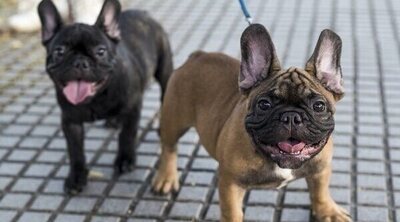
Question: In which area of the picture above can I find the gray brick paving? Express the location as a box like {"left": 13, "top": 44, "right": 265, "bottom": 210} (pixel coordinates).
{"left": 0, "top": 0, "right": 399, "bottom": 221}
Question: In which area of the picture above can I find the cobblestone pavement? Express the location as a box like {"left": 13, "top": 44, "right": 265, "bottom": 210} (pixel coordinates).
{"left": 0, "top": 0, "right": 400, "bottom": 221}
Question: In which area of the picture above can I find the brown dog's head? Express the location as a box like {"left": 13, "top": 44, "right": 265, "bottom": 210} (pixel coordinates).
{"left": 241, "top": 24, "right": 343, "bottom": 169}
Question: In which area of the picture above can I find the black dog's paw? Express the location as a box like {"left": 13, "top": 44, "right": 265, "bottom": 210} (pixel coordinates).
{"left": 104, "top": 118, "right": 120, "bottom": 129}
{"left": 114, "top": 155, "right": 136, "bottom": 175}
{"left": 64, "top": 171, "right": 88, "bottom": 195}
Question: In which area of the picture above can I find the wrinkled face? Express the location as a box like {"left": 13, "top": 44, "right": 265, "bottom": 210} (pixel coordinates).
{"left": 245, "top": 68, "right": 335, "bottom": 169}
{"left": 45, "top": 25, "right": 117, "bottom": 105}
{"left": 238, "top": 24, "right": 343, "bottom": 169}
{"left": 38, "top": 0, "right": 121, "bottom": 105}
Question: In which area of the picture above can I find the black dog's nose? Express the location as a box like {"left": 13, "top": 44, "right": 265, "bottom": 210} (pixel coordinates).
{"left": 73, "top": 59, "right": 89, "bottom": 70}
{"left": 280, "top": 112, "right": 303, "bottom": 126}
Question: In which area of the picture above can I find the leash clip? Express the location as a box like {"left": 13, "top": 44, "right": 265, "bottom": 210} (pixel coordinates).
{"left": 238, "top": 0, "right": 253, "bottom": 25}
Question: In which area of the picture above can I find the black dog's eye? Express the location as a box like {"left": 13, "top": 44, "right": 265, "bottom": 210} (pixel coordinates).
{"left": 96, "top": 47, "right": 107, "bottom": 57}
{"left": 313, "top": 101, "right": 326, "bottom": 112}
{"left": 53, "top": 46, "right": 65, "bottom": 57}
{"left": 258, "top": 99, "right": 272, "bottom": 111}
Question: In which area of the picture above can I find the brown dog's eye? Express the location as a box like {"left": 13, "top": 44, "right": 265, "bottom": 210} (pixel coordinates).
{"left": 313, "top": 101, "right": 326, "bottom": 112}
{"left": 258, "top": 99, "right": 272, "bottom": 111}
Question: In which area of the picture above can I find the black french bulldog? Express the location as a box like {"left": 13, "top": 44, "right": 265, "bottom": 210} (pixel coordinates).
{"left": 38, "top": 0, "right": 173, "bottom": 194}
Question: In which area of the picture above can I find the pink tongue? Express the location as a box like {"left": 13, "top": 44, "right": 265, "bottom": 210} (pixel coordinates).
{"left": 62, "top": 81, "right": 94, "bottom": 105}
{"left": 277, "top": 140, "right": 306, "bottom": 153}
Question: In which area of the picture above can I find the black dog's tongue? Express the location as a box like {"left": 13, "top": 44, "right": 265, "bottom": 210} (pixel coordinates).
{"left": 277, "top": 139, "right": 305, "bottom": 153}
{"left": 63, "top": 81, "right": 95, "bottom": 105}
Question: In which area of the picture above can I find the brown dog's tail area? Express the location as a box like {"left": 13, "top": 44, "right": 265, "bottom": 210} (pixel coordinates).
{"left": 154, "top": 31, "right": 174, "bottom": 102}
{"left": 188, "top": 50, "right": 207, "bottom": 60}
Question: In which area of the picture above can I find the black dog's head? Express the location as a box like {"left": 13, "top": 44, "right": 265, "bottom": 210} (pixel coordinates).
{"left": 38, "top": 0, "right": 122, "bottom": 105}
{"left": 239, "top": 24, "right": 344, "bottom": 169}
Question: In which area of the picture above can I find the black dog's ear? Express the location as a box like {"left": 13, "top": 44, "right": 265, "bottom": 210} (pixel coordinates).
{"left": 306, "top": 29, "right": 344, "bottom": 97}
{"left": 38, "top": 0, "right": 63, "bottom": 45}
{"left": 239, "top": 23, "right": 281, "bottom": 92}
{"left": 95, "top": 0, "right": 121, "bottom": 41}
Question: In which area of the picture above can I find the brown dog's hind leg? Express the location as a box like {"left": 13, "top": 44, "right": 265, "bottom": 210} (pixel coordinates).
{"left": 306, "top": 167, "right": 352, "bottom": 222}
{"left": 152, "top": 124, "right": 189, "bottom": 194}
{"left": 152, "top": 72, "right": 193, "bottom": 194}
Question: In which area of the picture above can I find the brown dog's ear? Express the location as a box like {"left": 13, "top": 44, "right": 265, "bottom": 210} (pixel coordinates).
{"left": 239, "top": 23, "right": 281, "bottom": 92}
{"left": 306, "top": 29, "right": 344, "bottom": 97}
{"left": 38, "top": 0, "right": 63, "bottom": 45}
{"left": 95, "top": 0, "right": 121, "bottom": 41}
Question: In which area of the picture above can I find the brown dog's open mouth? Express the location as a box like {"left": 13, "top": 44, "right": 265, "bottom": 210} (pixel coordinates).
{"left": 61, "top": 77, "right": 108, "bottom": 105}
{"left": 254, "top": 137, "right": 328, "bottom": 169}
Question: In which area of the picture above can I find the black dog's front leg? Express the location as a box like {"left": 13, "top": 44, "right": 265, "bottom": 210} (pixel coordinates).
{"left": 114, "top": 104, "right": 141, "bottom": 174}
{"left": 62, "top": 117, "right": 88, "bottom": 194}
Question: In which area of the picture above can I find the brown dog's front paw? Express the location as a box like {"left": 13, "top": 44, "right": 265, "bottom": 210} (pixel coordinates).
{"left": 151, "top": 168, "right": 179, "bottom": 194}
{"left": 313, "top": 202, "right": 352, "bottom": 222}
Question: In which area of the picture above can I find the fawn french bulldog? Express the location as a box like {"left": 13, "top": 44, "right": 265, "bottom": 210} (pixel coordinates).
{"left": 153, "top": 24, "right": 350, "bottom": 221}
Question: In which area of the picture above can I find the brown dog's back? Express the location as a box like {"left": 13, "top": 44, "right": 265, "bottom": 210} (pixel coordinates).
{"left": 160, "top": 51, "right": 242, "bottom": 158}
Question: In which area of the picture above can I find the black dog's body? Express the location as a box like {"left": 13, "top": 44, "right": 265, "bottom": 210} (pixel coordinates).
{"left": 39, "top": 0, "right": 172, "bottom": 193}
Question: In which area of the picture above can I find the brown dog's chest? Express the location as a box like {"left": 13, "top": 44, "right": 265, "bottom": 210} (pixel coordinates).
{"left": 238, "top": 165, "right": 302, "bottom": 189}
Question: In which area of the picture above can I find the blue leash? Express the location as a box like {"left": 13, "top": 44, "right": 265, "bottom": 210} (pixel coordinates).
{"left": 238, "top": 0, "right": 253, "bottom": 25}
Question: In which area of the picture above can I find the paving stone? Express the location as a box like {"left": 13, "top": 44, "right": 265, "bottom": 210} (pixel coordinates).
{"left": 98, "top": 198, "right": 132, "bottom": 214}
{"left": 281, "top": 208, "right": 310, "bottom": 222}
{"left": 3, "top": 125, "right": 32, "bottom": 135}
{"left": 91, "top": 216, "right": 120, "bottom": 222}
{"left": 64, "top": 197, "right": 98, "bottom": 212}
{"left": 43, "top": 179, "right": 64, "bottom": 194}
{"left": 15, "top": 114, "right": 41, "bottom": 124}
{"left": 330, "top": 172, "right": 351, "bottom": 187}
{"left": 127, "top": 219, "right": 157, "bottom": 222}
{"left": 169, "top": 202, "right": 203, "bottom": 219}
{"left": 119, "top": 168, "right": 151, "bottom": 182}
{"left": 0, "top": 193, "right": 32, "bottom": 209}
{"left": 30, "top": 195, "right": 64, "bottom": 210}
{"left": 12, "top": 178, "right": 43, "bottom": 192}
{"left": 36, "top": 150, "right": 65, "bottom": 162}
{"left": 19, "top": 137, "right": 48, "bottom": 149}
{"left": 177, "top": 186, "right": 209, "bottom": 202}
{"left": 331, "top": 187, "right": 351, "bottom": 204}
{"left": 110, "top": 182, "right": 141, "bottom": 198}
{"left": 80, "top": 181, "right": 108, "bottom": 196}
{"left": 0, "top": 162, "right": 25, "bottom": 176}
{"left": 133, "top": 200, "right": 167, "bottom": 217}
{"left": 17, "top": 212, "right": 51, "bottom": 222}
{"left": 184, "top": 171, "right": 215, "bottom": 186}
{"left": 284, "top": 192, "right": 310, "bottom": 206}
{"left": 244, "top": 206, "right": 274, "bottom": 221}
{"left": 0, "top": 177, "right": 13, "bottom": 190}
{"left": 248, "top": 190, "right": 279, "bottom": 204}
{"left": 24, "top": 163, "right": 55, "bottom": 177}
{"left": 357, "top": 148, "right": 385, "bottom": 160}
{"left": 358, "top": 175, "right": 386, "bottom": 190}
{"left": 7, "top": 149, "right": 37, "bottom": 161}
{"left": 357, "top": 160, "right": 386, "bottom": 174}
{"left": 205, "top": 204, "right": 220, "bottom": 220}
{"left": 191, "top": 158, "right": 219, "bottom": 170}
{"left": 358, "top": 190, "right": 387, "bottom": 206}
{"left": 286, "top": 178, "right": 308, "bottom": 189}
{"left": 54, "top": 214, "right": 86, "bottom": 222}
{"left": 0, "top": 136, "right": 21, "bottom": 147}
{"left": 0, "top": 210, "right": 17, "bottom": 222}
{"left": 30, "top": 125, "right": 58, "bottom": 136}
{"left": 357, "top": 207, "right": 389, "bottom": 222}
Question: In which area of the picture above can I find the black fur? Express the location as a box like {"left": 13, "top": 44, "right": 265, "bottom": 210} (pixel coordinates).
{"left": 38, "top": 0, "right": 172, "bottom": 194}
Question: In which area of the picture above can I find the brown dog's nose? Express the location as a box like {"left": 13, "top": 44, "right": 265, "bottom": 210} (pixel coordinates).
{"left": 280, "top": 112, "right": 303, "bottom": 126}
